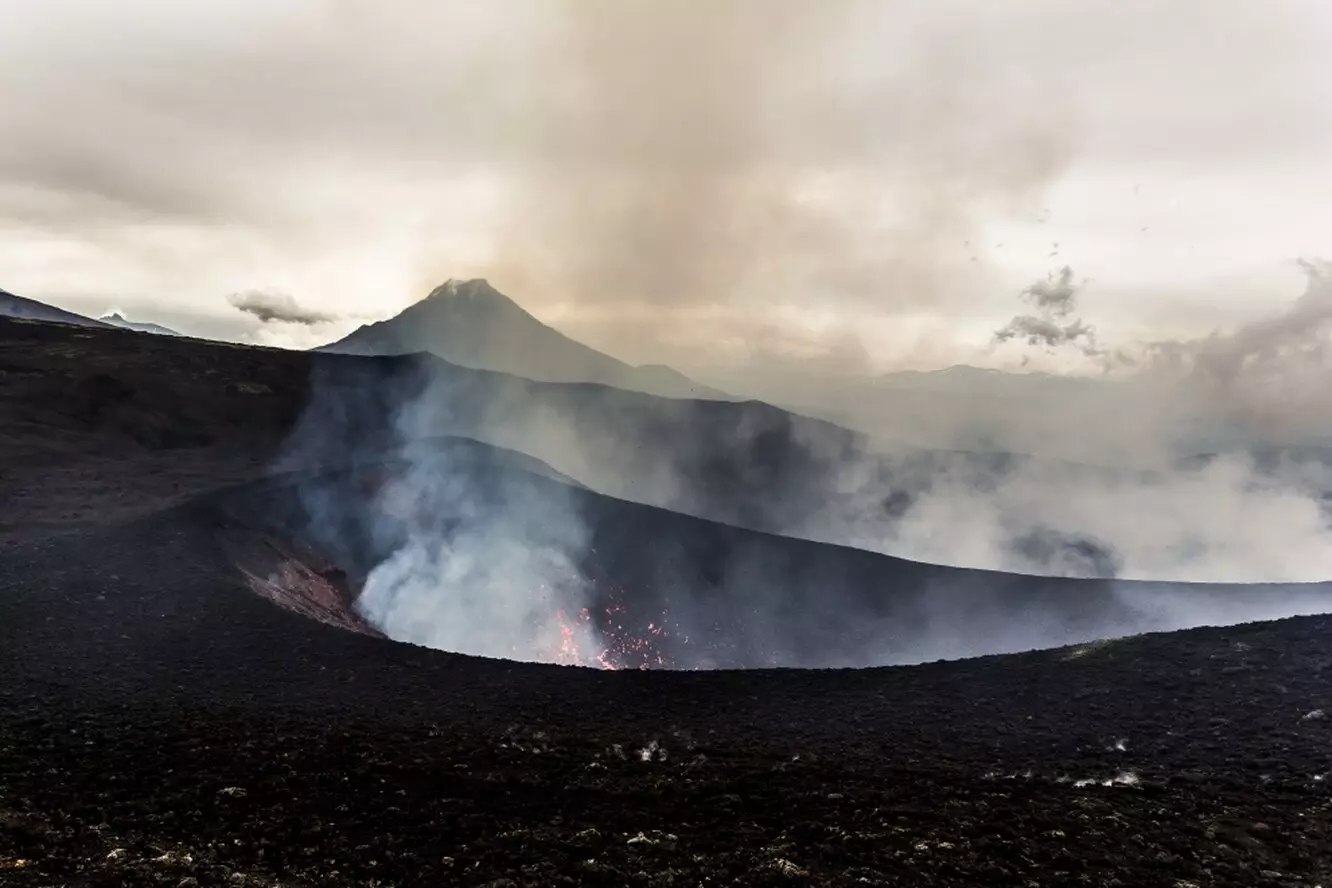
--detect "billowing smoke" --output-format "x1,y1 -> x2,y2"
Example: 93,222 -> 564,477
406,0 -> 1078,371
267,318 -> 1332,671
1143,258 -> 1332,438
275,356 -> 605,665
993,266 -> 1099,355
228,289 -> 336,326
816,449 -> 1332,583
354,453 -> 593,662
229,4 -> 1332,668
990,266 -> 1140,369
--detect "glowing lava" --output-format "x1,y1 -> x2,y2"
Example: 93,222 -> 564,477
548,584 -> 678,670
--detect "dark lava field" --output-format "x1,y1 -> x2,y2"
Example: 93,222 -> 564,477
3,316 -> 1332,887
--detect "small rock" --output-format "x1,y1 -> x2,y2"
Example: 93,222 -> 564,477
1302,709 -> 1326,721
218,786 -> 248,798
770,858 -> 808,878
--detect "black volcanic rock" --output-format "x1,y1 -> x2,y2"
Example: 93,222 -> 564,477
5,313 -> 1332,885
4,444 -> 1332,885
318,278 -> 728,400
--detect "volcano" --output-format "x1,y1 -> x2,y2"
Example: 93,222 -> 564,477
213,442 -> 1332,669
4,314 -> 1332,886
319,277 -> 729,400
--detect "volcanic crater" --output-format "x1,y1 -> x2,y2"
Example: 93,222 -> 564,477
4,317 -> 1332,886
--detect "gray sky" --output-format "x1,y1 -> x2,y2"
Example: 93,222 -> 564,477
1,0 -> 1330,376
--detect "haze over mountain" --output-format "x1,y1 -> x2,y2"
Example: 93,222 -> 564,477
319,278 -> 729,401
717,361 -> 1282,465
99,312 -> 181,337
0,287 -> 109,329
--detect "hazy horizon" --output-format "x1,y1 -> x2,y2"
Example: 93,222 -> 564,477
1,1 -> 1330,376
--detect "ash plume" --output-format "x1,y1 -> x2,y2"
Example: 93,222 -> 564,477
993,266 -> 1103,357
353,453 -> 593,663
271,326 -> 1332,674
277,359 -> 602,666
438,0 -> 1079,369
1024,265 -> 1080,318
217,4 -> 1332,668
819,449 -> 1332,584
228,290 -> 335,326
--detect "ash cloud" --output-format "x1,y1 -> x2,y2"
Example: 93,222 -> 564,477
271,329 -> 1332,674
160,3 -> 1332,668
993,266 -> 1104,358
228,289 -> 335,326
987,257 -> 1332,444
2,2 -> 1327,377
472,0 -> 1080,371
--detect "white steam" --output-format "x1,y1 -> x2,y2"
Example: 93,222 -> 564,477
356,467 -> 593,662
347,437 -> 602,664
816,452 -> 1332,582
277,265 -> 1332,671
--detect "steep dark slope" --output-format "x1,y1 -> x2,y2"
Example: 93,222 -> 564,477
216,443 -> 1332,669
0,315 -> 1267,580
318,277 -> 728,400
0,287 -> 108,328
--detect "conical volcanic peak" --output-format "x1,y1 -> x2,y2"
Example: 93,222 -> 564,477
318,279 -> 729,400
424,278 -> 505,302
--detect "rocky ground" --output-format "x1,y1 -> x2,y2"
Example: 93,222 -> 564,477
4,503 -> 1331,887
2,317 -> 1332,886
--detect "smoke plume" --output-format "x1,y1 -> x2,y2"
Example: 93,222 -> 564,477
217,4 -> 1332,668
993,266 -> 1103,357
1143,258 -> 1332,437
428,0 -> 1078,370
265,319 -> 1332,674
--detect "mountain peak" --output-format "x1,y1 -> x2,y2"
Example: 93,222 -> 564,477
318,279 -> 729,400
413,279 -> 530,323
425,278 -> 507,303
101,312 -> 128,322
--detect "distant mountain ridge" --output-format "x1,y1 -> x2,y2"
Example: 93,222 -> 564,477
317,278 -> 730,400
0,287 -> 109,329
99,312 -> 181,337
0,287 -> 183,338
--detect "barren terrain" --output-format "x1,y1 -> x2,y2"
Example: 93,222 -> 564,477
3,317 -> 1332,886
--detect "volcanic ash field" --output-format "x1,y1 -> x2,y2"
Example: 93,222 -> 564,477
2,317 -> 1332,887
